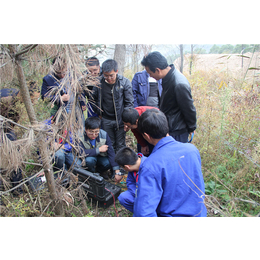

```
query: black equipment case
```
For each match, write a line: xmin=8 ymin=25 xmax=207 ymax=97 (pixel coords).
xmin=72 ymin=166 xmax=121 ymax=208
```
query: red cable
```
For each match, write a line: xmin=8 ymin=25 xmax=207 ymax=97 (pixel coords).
xmin=105 ymin=187 xmax=119 ymax=217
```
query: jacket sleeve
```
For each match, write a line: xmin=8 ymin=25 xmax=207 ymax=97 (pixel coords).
xmin=91 ymin=86 xmax=101 ymax=115
xmin=123 ymin=78 xmax=134 ymax=108
xmin=133 ymin=166 xmax=162 ymax=217
xmin=131 ymin=74 xmax=139 ymax=108
xmin=63 ymin=133 xmax=74 ymax=152
xmin=41 ymin=76 xmax=62 ymax=105
xmin=131 ymin=129 xmax=148 ymax=147
xmin=175 ymin=83 xmax=197 ymax=132
xmin=79 ymin=92 xmax=86 ymax=108
xmin=41 ymin=77 xmax=50 ymax=100
xmin=77 ymin=139 xmax=98 ymax=157
xmin=126 ymin=172 xmax=137 ymax=194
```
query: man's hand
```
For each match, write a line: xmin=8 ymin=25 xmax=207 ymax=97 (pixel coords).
xmin=141 ymin=145 xmax=149 ymax=155
xmin=124 ymin=124 xmax=130 ymax=132
xmin=99 ymin=145 xmax=108 ymax=153
xmin=114 ymin=174 xmax=123 ymax=183
xmin=54 ymin=142 xmax=64 ymax=150
xmin=81 ymin=105 xmax=87 ymax=111
xmin=61 ymin=94 xmax=70 ymax=102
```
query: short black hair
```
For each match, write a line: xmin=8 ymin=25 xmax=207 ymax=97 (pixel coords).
xmin=115 ymin=147 xmax=138 ymax=167
xmin=138 ymin=109 xmax=169 ymax=139
xmin=85 ymin=117 xmax=101 ymax=130
xmin=85 ymin=57 xmax=100 ymax=67
xmin=51 ymin=56 xmax=67 ymax=74
xmin=102 ymin=59 xmax=118 ymax=73
xmin=122 ymin=108 xmax=139 ymax=125
xmin=141 ymin=51 xmax=168 ymax=73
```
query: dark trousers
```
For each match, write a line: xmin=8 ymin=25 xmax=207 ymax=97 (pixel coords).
xmin=101 ymin=117 xmax=126 ymax=154
xmin=170 ymin=132 xmax=189 ymax=143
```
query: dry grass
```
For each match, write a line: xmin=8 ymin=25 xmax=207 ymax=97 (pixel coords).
xmin=186 ymin=61 xmax=260 ymax=216
xmin=1 ymin=46 xmax=260 ymax=217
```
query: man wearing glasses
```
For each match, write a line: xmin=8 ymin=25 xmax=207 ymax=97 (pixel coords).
xmin=77 ymin=117 xmax=123 ymax=182
xmin=92 ymin=59 xmax=134 ymax=153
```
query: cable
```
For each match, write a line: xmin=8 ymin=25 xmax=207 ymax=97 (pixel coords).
xmin=105 ymin=187 xmax=118 ymax=217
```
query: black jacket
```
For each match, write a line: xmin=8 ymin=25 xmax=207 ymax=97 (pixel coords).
xmin=160 ymin=64 xmax=196 ymax=135
xmin=92 ymin=74 xmax=134 ymax=129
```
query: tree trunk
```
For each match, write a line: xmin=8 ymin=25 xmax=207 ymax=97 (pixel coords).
xmin=114 ymin=44 xmax=126 ymax=75
xmin=179 ymin=44 xmax=184 ymax=73
xmin=9 ymin=45 xmax=63 ymax=215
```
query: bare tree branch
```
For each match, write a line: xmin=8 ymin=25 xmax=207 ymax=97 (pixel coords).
xmin=14 ymin=44 xmax=38 ymax=58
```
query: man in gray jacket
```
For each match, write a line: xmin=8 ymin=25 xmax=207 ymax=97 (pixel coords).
xmin=141 ymin=51 xmax=196 ymax=143
xmin=92 ymin=59 xmax=134 ymax=153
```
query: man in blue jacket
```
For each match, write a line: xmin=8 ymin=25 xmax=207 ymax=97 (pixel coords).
xmin=76 ymin=117 xmax=123 ymax=181
xmin=132 ymin=70 xmax=162 ymax=108
xmin=44 ymin=117 xmax=79 ymax=171
xmin=115 ymin=147 xmax=147 ymax=213
xmin=41 ymin=57 xmax=86 ymax=118
xmin=134 ymin=109 xmax=207 ymax=217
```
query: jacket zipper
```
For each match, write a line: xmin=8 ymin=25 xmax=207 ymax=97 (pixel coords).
xmin=111 ymin=85 xmax=119 ymax=130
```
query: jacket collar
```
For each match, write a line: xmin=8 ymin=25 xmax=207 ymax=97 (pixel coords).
xmin=162 ymin=64 xmax=175 ymax=84
xmin=152 ymin=136 xmax=176 ymax=153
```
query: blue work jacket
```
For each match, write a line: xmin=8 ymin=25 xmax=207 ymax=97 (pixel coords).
xmin=41 ymin=74 xmax=86 ymax=112
xmin=132 ymin=70 xmax=162 ymax=107
xmin=133 ymin=136 xmax=207 ymax=217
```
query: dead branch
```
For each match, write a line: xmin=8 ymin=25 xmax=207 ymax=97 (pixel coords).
xmin=14 ymin=44 xmax=38 ymax=58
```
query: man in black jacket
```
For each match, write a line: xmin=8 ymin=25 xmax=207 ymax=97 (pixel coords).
xmin=141 ymin=51 xmax=196 ymax=143
xmin=92 ymin=59 xmax=134 ymax=153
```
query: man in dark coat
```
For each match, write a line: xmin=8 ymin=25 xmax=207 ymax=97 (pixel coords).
xmin=141 ymin=51 xmax=196 ymax=143
xmin=92 ymin=59 xmax=134 ymax=153
xmin=41 ymin=57 xmax=86 ymax=117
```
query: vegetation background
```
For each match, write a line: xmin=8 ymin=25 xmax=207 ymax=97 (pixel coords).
xmin=1 ymin=43 xmax=259 ymax=218
xmin=1 ymin=3 xmax=259 ymax=260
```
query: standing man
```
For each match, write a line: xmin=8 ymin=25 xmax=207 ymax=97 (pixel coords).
xmin=85 ymin=57 xmax=102 ymax=77
xmin=85 ymin=57 xmax=101 ymax=118
xmin=41 ymin=56 xmax=86 ymax=118
xmin=141 ymin=51 xmax=196 ymax=143
xmin=134 ymin=109 xmax=207 ymax=217
xmin=92 ymin=59 xmax=134 ymax=153
xmin=132 ymin=69 xmax=162 ymax=108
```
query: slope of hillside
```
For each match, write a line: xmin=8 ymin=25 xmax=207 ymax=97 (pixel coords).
xmin=174 ymin=52 xmax=260 ymax=81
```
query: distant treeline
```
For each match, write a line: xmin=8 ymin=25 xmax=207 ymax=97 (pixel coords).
xmin=166 ymin=44 xmax=260 ymax=64
xmin=208 ymin=44 xmax=260 ymax=54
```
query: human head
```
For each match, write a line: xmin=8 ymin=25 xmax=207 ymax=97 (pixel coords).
xmin=138 ymin=109 xmax=169 ymax=139
xmin=85 ymin=117 xmax=101 ymax=140
xmin=141 ymin=51 xmax=168 ymax=80
xmin=122 ymin=108 xmax=140 ymax=129
xmin=85 ymin=57 xmax=100 ymax=76
xmin=102 ymin=59 xmax=118 ymax=84
xmin=52 ymin=56 xmax=67 ymax=79
xmin=114 ymin=147 xmax=138 ymax=170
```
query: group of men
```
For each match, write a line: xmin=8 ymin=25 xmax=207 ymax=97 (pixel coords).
xmin=1 ymin=50 xmax=207 ymax=217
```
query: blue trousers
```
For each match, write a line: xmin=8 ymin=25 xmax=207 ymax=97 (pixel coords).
xmin=118 ymin=190 xmax=135 ymax=213
xmin=78 ymin=156 xmax=111 ymax=173
xmin=54 ymin=150 xmax=80 ymax=170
